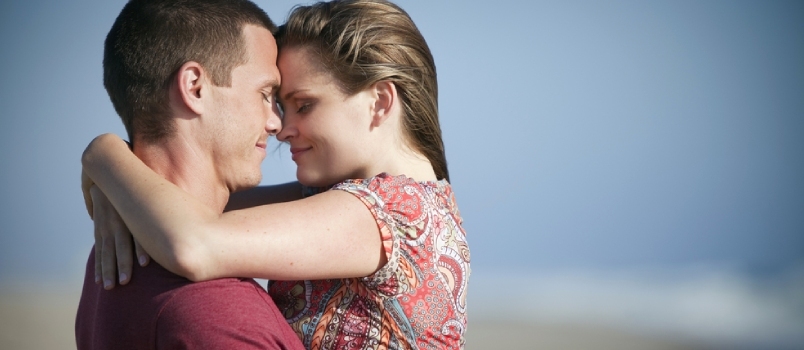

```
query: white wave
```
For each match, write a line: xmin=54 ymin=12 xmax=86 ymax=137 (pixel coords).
xmin=468 ymin=264 xmax=804 ymax=349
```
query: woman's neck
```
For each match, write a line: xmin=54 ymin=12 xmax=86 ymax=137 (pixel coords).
xmin=371 ymin=143 xmax=438 ymax=183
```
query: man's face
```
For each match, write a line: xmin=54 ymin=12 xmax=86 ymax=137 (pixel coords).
xmin=206 ymin=25 xmax=281 ymax=192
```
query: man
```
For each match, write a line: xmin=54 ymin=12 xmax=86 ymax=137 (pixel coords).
xmin=75 ymin=0 xmax=303 ymax=349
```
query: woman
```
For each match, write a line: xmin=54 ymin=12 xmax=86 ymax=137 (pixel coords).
xmin=83 ymin=0 xmax=469 ymax=348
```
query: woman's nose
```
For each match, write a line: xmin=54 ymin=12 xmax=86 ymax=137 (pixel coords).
xmin=276 ymin=121 xmax=295 ymax=142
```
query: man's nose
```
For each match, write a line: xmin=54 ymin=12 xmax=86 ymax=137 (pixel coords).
xmin=266 ymin=117 xmax=280 ymax=136
xmin=266 ymin=105 xmax=282 ymax=136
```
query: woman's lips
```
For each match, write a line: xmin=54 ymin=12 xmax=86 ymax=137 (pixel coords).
xmin=289 ymin=147 xmax=311 ymax=161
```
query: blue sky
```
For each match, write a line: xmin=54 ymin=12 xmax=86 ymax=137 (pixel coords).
xmin=1 ymin=0 xmax=802 ymax=285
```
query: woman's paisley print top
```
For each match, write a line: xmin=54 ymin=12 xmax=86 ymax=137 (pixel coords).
xmin=269 ymin=173 xmax=470 ymax=349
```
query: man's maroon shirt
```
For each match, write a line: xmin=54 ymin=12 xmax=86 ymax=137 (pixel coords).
xmin=75 ymin=248 xmax=303 ymax=349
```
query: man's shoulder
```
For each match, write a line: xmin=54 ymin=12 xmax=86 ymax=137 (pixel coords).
xmin=156 ymin=278 xmax=304 ymax=350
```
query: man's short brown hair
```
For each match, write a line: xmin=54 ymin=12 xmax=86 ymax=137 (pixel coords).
xmin=104 ymin=0 xmax=275 ymax=144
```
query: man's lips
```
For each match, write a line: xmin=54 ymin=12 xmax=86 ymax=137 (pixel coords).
xmin=255 ymin=139 xmax=267 ymax=157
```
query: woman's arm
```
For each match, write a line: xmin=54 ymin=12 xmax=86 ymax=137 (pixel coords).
xmin=86 ymin=178 xmax=303 ymax=289
xmin=83 ymin=134 xmax=386 ymax=282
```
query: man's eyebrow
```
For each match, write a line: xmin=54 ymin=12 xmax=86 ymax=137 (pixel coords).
xmin=259 ymin=77 xmax=280 ymax=91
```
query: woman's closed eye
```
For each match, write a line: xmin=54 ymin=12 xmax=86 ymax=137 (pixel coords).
xmin=297 ymin=102 xmax=312 ymax=114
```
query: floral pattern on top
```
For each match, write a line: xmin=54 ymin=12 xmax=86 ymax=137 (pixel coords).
xmin=269 ymin=173 xmax=470 ymax=350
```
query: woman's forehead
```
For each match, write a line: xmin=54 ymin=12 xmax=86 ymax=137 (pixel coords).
xmin=278 ymin=47 xmax=340 ymax=94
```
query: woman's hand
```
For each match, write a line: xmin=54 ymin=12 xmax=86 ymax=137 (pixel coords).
xmin=82 ymin=169 xmax=95 ymax=219
xmin=90 ymin=185 xmax=150 ymax=289
xmin=80 ymin=132 xmax=384 ymax=282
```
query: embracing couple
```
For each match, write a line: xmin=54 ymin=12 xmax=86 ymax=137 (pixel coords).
xmin=75 ymin=0 xmax=469 ymax=349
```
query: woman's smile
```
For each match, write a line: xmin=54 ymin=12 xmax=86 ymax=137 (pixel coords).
xmin=289 ymin=146 xmax=312 ymax=162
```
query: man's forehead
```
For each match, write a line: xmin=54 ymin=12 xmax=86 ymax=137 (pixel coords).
xmin=243 ymin=24 xmax=278 ymax=52
xmin=240 ymin=25 xmax=281 ymax=87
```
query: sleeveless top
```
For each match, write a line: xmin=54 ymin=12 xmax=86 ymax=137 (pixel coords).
xmin=268 ymin=173 xmax=470 ymax=349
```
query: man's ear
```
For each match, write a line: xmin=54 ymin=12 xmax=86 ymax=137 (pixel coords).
xmin=370 ymin=80 xmax=399 ymax=128
xmin=175 ymin=61 xmax=206 ymax=115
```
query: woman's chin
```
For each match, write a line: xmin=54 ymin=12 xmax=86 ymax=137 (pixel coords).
xmin=296 ymin=170 xmax=327 ymax=188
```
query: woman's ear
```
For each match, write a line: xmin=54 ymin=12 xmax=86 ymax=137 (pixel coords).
xmin=370 ymin=80 xmax=399 ymax=128
xmin=175 ymin=61 xmax=206 ymax=115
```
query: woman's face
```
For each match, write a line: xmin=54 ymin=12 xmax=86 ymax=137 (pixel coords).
xmin=276 ymin=46 xmax=376 ymax=187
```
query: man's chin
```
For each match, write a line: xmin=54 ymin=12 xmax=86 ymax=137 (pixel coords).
xmin=232 ymin=173 xmax=262 ymax=192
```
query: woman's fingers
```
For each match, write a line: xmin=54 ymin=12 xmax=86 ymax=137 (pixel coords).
xmin=100 ymin=227 xmax=118 ymax=290
xmin=93 ymin=227 xmax=102 ymax=285
xmin=81 ymin=169 xmax=95 ymax=219
xmin=91 ymin=186 xmax=118 ymax=290
xmin=92 ymin=185 xmax=138 ymax=287
xmin=114 ymin=219 xmax=134 ymax=285
xmin=134 ymin=239 xmax=150 ymax=267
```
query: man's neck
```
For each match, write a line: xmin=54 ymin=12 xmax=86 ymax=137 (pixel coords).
xmin=132 ymin=137 xmax=230 ymax=214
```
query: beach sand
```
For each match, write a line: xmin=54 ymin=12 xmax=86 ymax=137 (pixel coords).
xmin=1 ymin=286 xmax=713 ymax=350
xmin=0 ymin=287 xmax=81 ymax=350
xmin=465 ymin=319 xmax=711 ymax=350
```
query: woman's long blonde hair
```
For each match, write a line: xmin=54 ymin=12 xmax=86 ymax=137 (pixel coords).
xmin=276 ymin=0 xmax=449 ymax=181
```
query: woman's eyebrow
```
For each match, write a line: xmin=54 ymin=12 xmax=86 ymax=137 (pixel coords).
xmin=280 ymin=89 xmax=309 ymax=102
